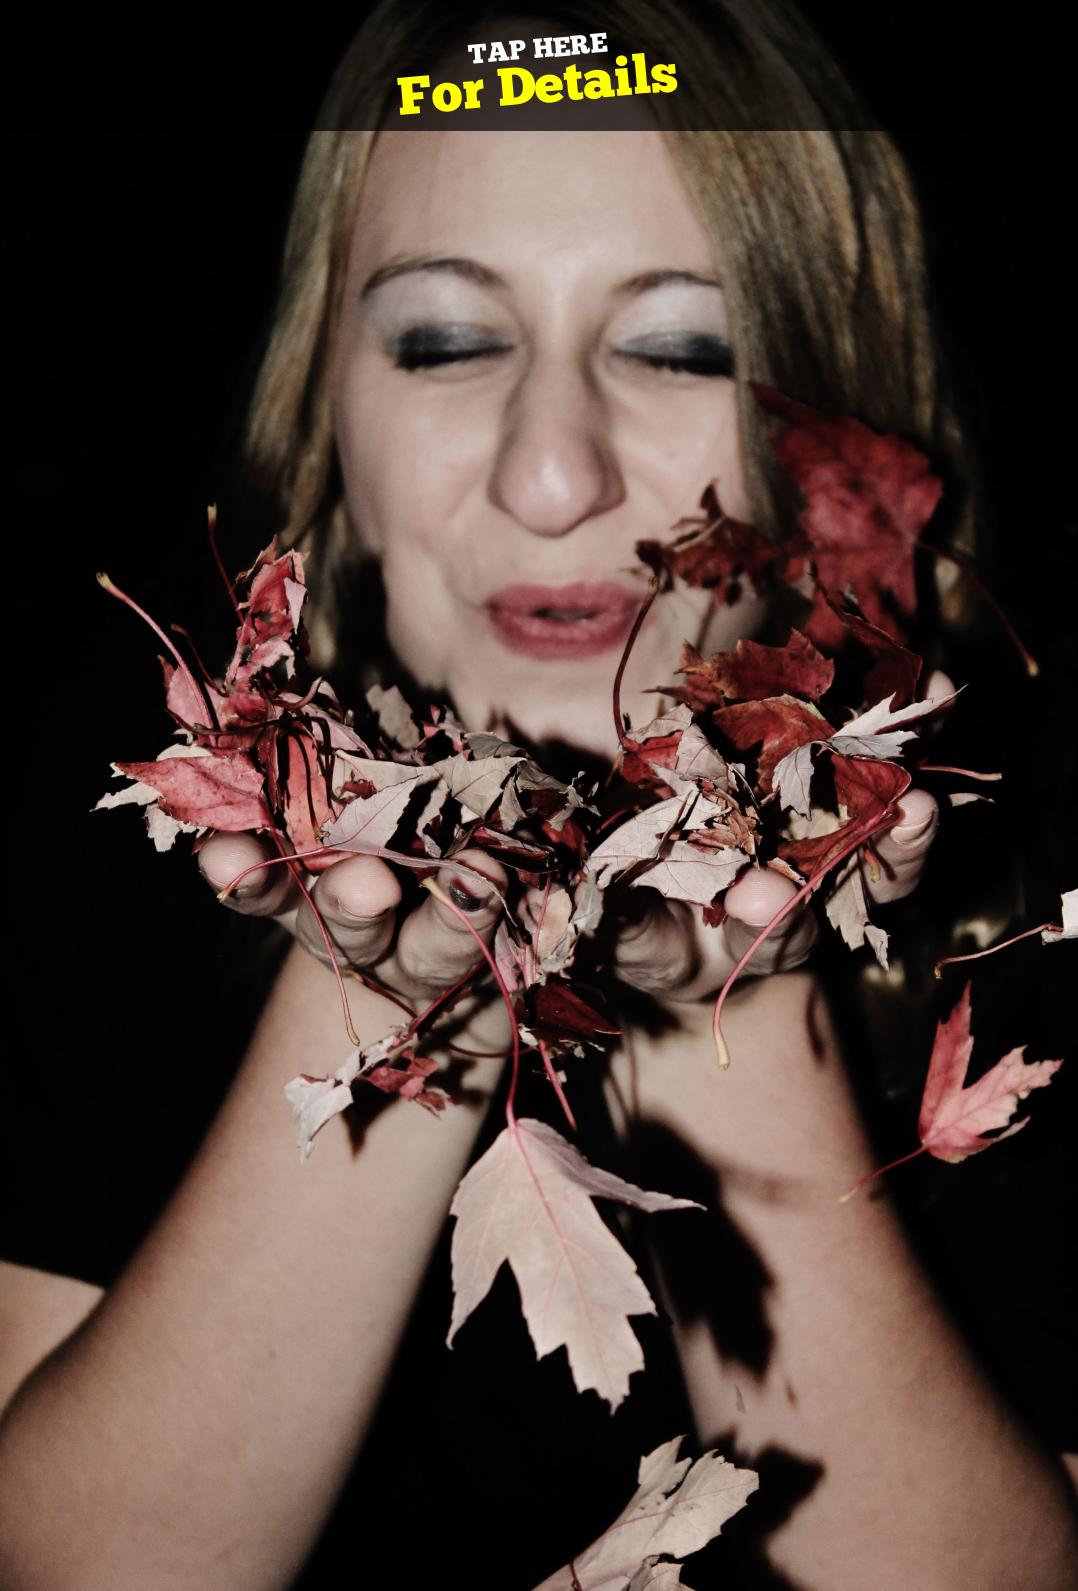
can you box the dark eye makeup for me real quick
[389,325,735,378]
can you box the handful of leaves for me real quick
[97,386,1067,1416]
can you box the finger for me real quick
[922,668,956,727]
[198,831,298,918]
[388,849,508,998]
[722,867,817,973]
[864,787,939,905]
[294,854,403,966]
[612,893,701,995]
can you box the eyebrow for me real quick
[359,257,723,299]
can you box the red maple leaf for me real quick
[842,985,1064,1199]
[917,984,1064,1163]
[822,594,923,708]
[671,630,833,709]
[113,752,271,832]
[713,695,829,794]
[754,384,942,646]
[778,755,911,878]
[636,483,780,600]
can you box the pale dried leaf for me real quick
[1042,888,1077,943]
[322,774,437,852]
[772,740,816,816]
[448,1121,700,1410]
[532,1436,757,1589]
[284,1047,362,1161]
[824,853,889,968]
[366,683,421,749]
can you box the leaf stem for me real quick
[537,1038,577,1134]
[97,571,222,734]
[264,827,362,1047]
[611,585,659,750]
[837,1144,925,1203]
[934,922,1063,978]
[916,764,1002,781]
[915,539,1039,677]
[711,803,904,1068]
[421,878,522,1128]
[206,503,242,620]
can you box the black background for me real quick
[5,4,1076,1586]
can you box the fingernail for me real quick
[448,878,489,913]
[891,813,934,846]
[336,904,387,926]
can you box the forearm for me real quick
[604,973,1078,1590]
[0,943,505,1591]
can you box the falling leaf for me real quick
[447,1119,700,1410]
[531,1436,758,1589]
[755,384,943,645]
[918,984,1064,1163]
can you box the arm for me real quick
[0,940,506,1591]
[603,970,1078,1590]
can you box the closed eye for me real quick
[389,328,735,378]
[618,335,735,379]
[391,326,511,370]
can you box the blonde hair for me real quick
[241,0,976,675]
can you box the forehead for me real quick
[351,129,717,277]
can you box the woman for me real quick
[1,3,1075,1587]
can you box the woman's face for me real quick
[332,128,761,758]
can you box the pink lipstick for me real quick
[485,581,644,660]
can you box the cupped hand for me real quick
[197,777,938,1022]
[583,785,940,1005]
[197,835,508,1009]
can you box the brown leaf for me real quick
[675,629,833,707]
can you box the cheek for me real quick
[334,363,486,562]
[633,383,751,528]
[707,386,751,524]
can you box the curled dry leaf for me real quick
[531,1436,758,1590]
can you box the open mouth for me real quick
[485,582,642,660]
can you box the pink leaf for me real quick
[113,752,269,832]
[918,983,1064,1164]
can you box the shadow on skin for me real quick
[684,1435,824,1590]
[620,1118,775,1377]
[612,1118,825,1587]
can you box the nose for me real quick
[487,355,625,537]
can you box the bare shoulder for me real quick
[0,1260,103,1417]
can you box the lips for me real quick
[485,581,644,660]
